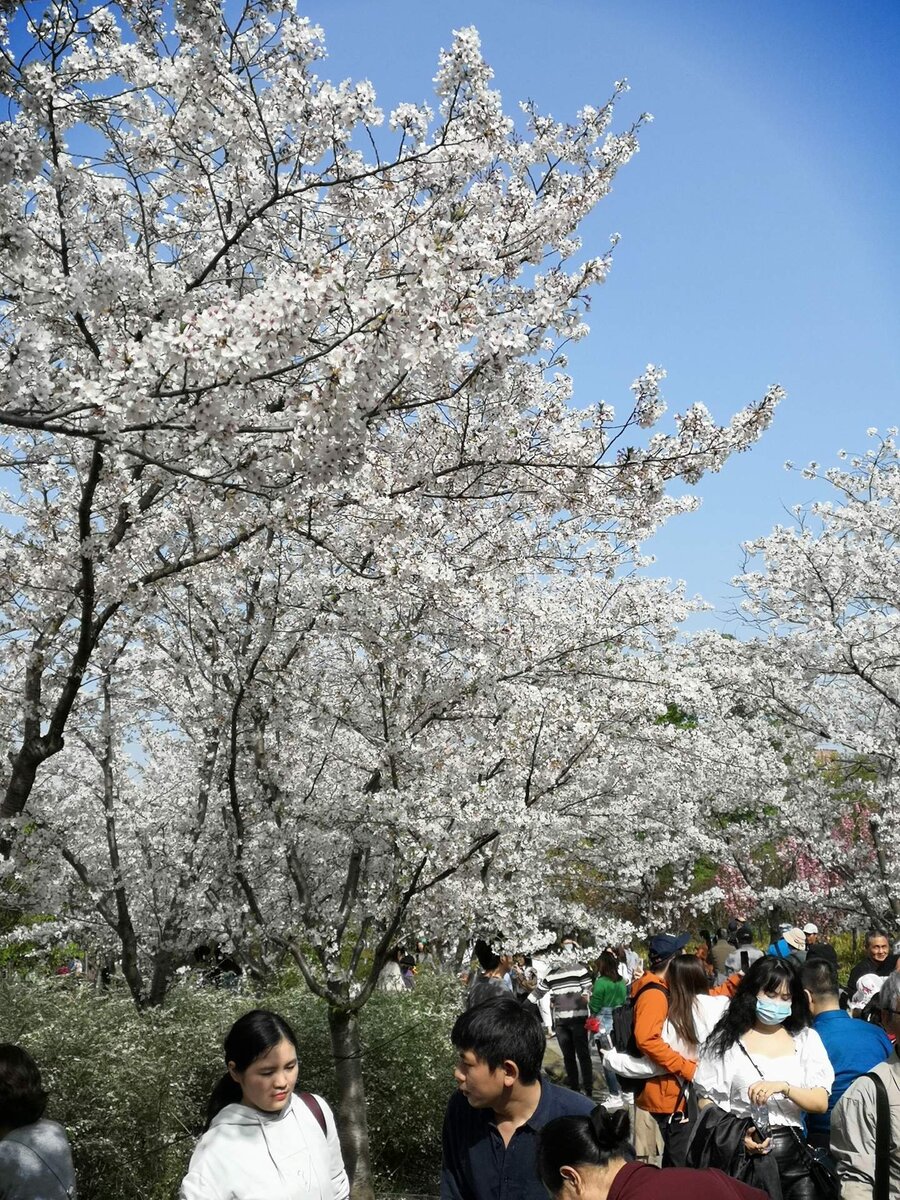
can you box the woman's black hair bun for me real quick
[589,1103,630,1150]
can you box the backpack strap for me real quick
[299,1090,328,1137]
[630,982,669,1035]
[862,1071,890,1200]
[634,981,668,1003]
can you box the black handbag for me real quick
[684,1102,782,1196]
[785,1127,840,1200]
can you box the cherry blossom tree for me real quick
[0,0,779,850]
[7,631,231,1007]
[0,3,785,1193]
[8,524,770,1191]
[694,432,900,932]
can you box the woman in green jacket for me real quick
[590,951,628,1106]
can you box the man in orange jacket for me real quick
[633,932,740,1167]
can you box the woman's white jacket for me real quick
[180,1093,350,1200]
[605,993,729,1078]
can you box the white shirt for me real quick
[180,1093,350,1200]
[694,1027,834,1129]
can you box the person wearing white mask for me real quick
[693,957,833,1200]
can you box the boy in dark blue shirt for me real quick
[441,993,595,1200]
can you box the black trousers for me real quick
[651,1109,694,1167]
[555,1020,593,1095]
[767,1128,817,1200]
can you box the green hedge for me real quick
[0,972,459,1199]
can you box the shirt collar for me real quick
[525,1079,555,1130]
[485,1080,546,1131]
[607,1162,644,1199]
[499,1078,569,1131]
[813,1008,848,1024]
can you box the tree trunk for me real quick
[147,953,174,1007]
[119,923,145,1008]
[768,903,785,944]
[327,1005,374,1200]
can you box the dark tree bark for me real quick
[327,1004,374,1200]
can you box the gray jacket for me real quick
[830,1046,900,1200]
[0,1119,76,1200]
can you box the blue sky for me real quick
[308,0,900,623]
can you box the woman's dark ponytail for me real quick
[204,1008,300,1130]
[205,1072,243,1130]
[536,1106,630,1192]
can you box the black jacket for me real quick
[686,1105,782,1199]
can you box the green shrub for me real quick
[359,974,458,1194]
[828,931,861,977]
[0,970,459,1199]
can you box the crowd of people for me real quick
[1,924,899,1199]
[450,923,900,1200]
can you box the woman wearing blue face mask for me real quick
[693,957,833,1199]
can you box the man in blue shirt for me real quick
[441,994,595,1200]
[766,923,793,959]
[801,958,892,1149]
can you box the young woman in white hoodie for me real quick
[180,1009,350,1200]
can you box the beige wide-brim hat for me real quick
[784,927,807,951]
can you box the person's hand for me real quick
[748,1080,789,1105]
[743,1131,772,1156]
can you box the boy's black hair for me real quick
[451,994,545,1084]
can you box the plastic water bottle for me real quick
[750,1101,771,1146]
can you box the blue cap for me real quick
[648,932,691,966]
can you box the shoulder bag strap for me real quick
[633,981,668,1020]
[634,981,668,1001]
[740,1038,836,1190]
[862,1071,890,1200]
[737,1038,794,1128]
[299,1090,328,1137]
[736,1038,765,1079]
[667,1074,698,1124]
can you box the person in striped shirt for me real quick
[545,940,595,1097]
